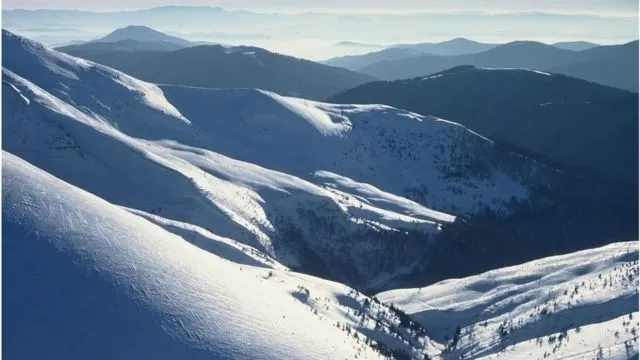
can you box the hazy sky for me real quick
[4,0,637,60]
[3,0,639,16]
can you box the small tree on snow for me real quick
[595,344,604,360]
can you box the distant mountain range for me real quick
[323,38,572,70]
[330,65,639,184]
[54,25,195,53]
[552,40,601,51]
[323,47,424,71]
[98,25,192,46]
[56,26,375,100]
[56,39,187,55]
[334,39,638,92]
[324,38,498,70]
[394,37,499,56]
[545,42,640,93]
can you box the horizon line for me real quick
[3,5,638,19]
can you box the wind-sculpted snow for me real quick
[261,90,352,136]
[4,149,452,359]
[4,151,387,360]
[3,30,187,123]
[314,170,456,224]
[2,30,547,289]
[378,242,639,359]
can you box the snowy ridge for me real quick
[422,65,553,80]
[2,30,547,289]
[261,90,351,136]
[3,30,188,122]
[377,242,639,359]
[475,67,552,76]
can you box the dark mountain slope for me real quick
[57,44,376,100]
[552,40,601,51]
[324,38,497,70]
[358,41,575,80]
[56,39,187,56]
[547,41,639,92]
[323,47,424,71]
[330,65,639,183]
[395,38,498,56]
[357,40,638,91]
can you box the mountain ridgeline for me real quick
[55,26,375,100]
[330,65,639,185]
[97,25,193,46]
[56,39,187,55]
[329,39,638,92]
[54,25,196,55]
[324,38,499,70]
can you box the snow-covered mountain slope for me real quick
[3,28,533,216]
[329,64,639,185]
[156,85,533,216]
[3,29,638,360]
[377,242,639,359]
[3,29,569,290]
[4,150,447,360]
[2,65,454,288]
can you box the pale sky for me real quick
[3,0,639,16]
[4,0,637,60]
